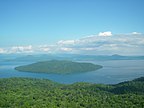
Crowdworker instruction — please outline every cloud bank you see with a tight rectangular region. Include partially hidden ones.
[98,31,112,36]
[0,32,144,55]
[0,48,6,53]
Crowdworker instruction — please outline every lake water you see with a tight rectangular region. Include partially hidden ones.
[0,60,144,84]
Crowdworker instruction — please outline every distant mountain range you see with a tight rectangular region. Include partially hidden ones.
[1,54,144,62]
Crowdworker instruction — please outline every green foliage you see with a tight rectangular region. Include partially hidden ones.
[0,77,144,108]
[15,60,102,74]
[109,77,144,94]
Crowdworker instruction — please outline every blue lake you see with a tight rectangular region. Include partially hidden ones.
[0,60,144,84]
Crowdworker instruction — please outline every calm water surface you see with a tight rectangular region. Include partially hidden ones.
[0,60,144,84]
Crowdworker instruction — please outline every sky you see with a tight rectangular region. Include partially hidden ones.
[0,0,144,55]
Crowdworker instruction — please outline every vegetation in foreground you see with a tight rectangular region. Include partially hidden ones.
[15,60,102,74]
[0,77,144,108]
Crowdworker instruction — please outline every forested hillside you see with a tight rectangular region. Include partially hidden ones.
[0,77,144,108]
[15,60,102,74]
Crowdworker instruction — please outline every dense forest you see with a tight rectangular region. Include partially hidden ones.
[0,77,144,108]
[15,60,102,74]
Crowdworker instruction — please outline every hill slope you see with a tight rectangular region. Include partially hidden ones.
[0,77,144,108]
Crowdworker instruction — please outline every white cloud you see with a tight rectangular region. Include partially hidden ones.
[38,45,51,52]
[131,32,141,35]
[40,47,50,52]
[57,40,75,45]
[9,45,33,53]
[98,31,112,36]
[1,32,144,55]
[55,32,144,55]
[80,47,97,51]
[0,48,6,53]
[60,47,73,52]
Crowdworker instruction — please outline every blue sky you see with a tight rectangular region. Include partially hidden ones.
[0,0,144,55]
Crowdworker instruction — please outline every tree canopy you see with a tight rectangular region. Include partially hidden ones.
[0,77,144,108]
[15,60,102,74]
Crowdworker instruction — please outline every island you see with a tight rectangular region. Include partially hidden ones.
[15,60,102,74]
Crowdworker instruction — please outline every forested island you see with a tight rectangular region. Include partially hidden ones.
[15,60,102,74]
[0,77,144,107]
